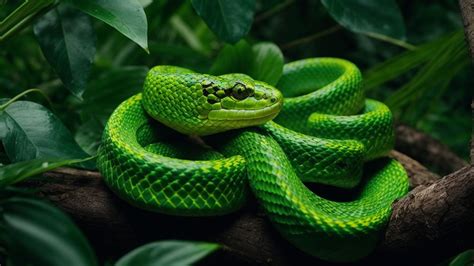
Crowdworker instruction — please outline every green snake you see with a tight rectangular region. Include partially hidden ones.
[97,58,409,262]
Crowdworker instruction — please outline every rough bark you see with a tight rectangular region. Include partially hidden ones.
[21,151,473,265]
[460,0,474,60]
[379,165,474,264]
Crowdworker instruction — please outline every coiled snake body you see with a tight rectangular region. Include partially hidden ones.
[97,58,409,262]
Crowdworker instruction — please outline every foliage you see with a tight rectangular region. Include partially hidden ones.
[115,240,219,266]
[321,0,407,44]
[1,197,99,266]
[191,0,255,43]
[439,249,474,266]
[0,0,470,264]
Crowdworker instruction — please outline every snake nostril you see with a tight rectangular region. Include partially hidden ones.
[271,98,276,103]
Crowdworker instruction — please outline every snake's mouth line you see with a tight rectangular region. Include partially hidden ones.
[207,102,282,121]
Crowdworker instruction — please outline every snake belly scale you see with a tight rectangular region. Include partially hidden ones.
[97,58,409,262]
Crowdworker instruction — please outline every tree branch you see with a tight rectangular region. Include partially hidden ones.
[379,165,473,264]
[459,0,474,60]
[20,151,473,265]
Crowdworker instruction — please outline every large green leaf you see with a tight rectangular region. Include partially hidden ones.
[1,101,90,163]
[191,0,255,43]
[0,158,90,187]
[321,0,406,40]
[33,4,96,98]
[0,197,98,266]
[65,0,148,51]
[210,40,283,85]
[249,43,283,86]
[115,240,219,266]
[210,40,253,75]
[81,66,149,124]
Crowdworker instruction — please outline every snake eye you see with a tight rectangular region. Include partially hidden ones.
[231,82,252,100]
[231,89,248,100]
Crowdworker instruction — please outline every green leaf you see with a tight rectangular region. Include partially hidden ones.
[249,42,283,86]
[65,0,148,51]
[137,0,153,8]
[0,112,6,140]
[321,0,406,40]
[191,0,255,43]
[210,41,283,85]
[81,66,149,124]
[0,197,98,266]
[1,101,90,163]
[386,31,467,111]
[33,4,96,98]
[169,16,209,56]
[74,118,103,156]
[116,240,219,266]
[449,249,474,266]
[0,0,55,42]
[0,157,90,187]
[210,40,253,75]
[363,32,458,91]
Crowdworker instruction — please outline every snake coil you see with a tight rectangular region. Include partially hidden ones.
[97,58,409,262]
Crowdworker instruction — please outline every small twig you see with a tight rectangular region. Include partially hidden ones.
[0,0,57,42]
[363,32,416,50]
[280,25,342,50]
[0,88,52,111]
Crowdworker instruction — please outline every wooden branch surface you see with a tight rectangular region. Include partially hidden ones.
[21,150,473,265]
[460,0,474,59]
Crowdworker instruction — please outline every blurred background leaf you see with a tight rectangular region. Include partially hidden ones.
[210,40,253,74]
[0,157,91,187]
[1,100,92,167]
[321,0,408,47]
[115,240,219,266]
[249,42,284,85]
[0,197,98,266]
[64,0,149,51]
[80,66,149,124]
[447,249,474,266]
[210,40,284,85]
[33,4,96,99]
[191,0,256,43]
[0,0,55,41]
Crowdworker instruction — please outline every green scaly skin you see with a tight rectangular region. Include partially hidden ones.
[97,58,409,262]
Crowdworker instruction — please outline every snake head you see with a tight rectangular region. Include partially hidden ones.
[143,67,283,136]
[194,74,283,134]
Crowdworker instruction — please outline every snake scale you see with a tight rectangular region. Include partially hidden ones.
[97,58,409,262]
